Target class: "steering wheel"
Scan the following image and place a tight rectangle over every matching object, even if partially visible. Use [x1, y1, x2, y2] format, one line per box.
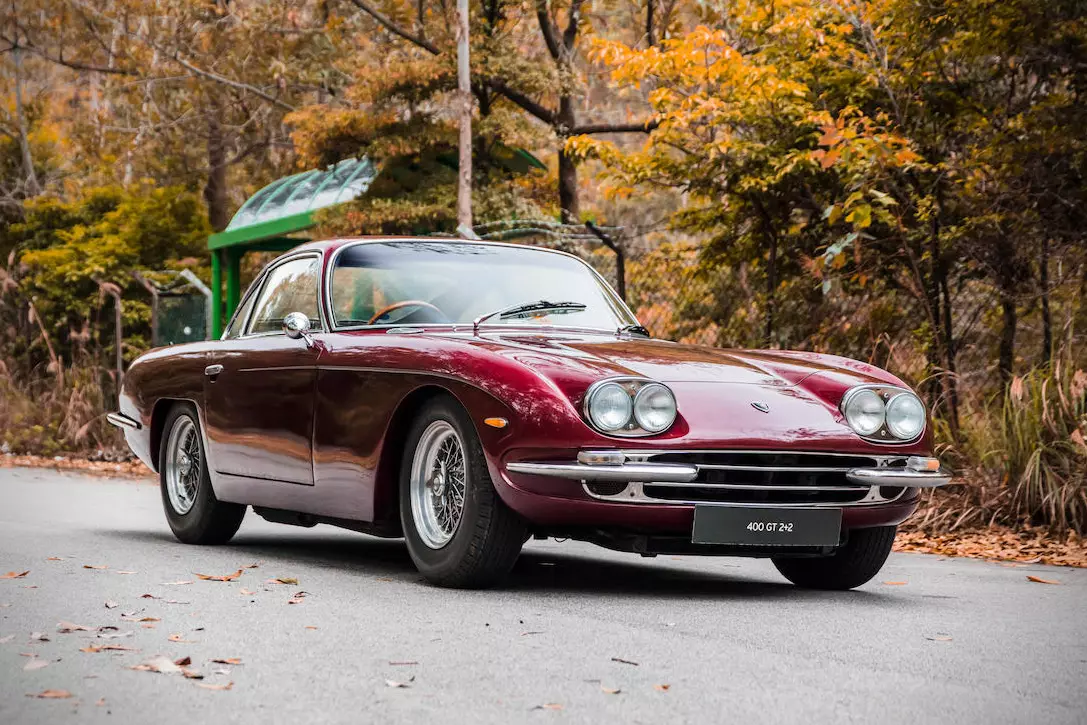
[367, 300, 445, 325]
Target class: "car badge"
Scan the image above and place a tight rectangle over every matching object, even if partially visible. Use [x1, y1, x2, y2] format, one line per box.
[751, 401, 770, 413]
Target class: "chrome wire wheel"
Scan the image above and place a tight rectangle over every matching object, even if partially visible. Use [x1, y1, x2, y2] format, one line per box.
[165, 416, 201, 515]
[409, 421, 467, 549]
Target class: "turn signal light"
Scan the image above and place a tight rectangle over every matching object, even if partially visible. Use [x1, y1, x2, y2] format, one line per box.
[483, 417, 509, 429]
[906, 456, 940, 472]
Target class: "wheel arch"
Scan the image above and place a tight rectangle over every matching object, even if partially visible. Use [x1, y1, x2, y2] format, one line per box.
[148, 398, 204, 474]
[371, 385, 457, 527]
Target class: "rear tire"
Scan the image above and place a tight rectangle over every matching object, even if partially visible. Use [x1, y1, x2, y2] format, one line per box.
[772, 525, 896, 590]
[159, 403, 245, 545]
[399, 396, 526, 588]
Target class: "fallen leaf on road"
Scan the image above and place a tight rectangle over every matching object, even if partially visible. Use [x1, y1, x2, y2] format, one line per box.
[122, 616, 160, 622]
[98, 625, 119, 631]
[196, 681, 233, 691]
[212, 658, 242, 665]
[175, 656, 192, 666]
[21, 585, 38, 589]
[57, 621, 92, 633]
[29, 632, 50, 641]
[654, 684, 671, 692]
[287, 591, 307, 604]
[27, 690, 72, 699]
[239, 589, 255, 596]
[181, 668, 204, 679]
[375, 577, 393, 582]
[115, 571, 137, 575]
[83, 565, 107, 570]
[0, 634, 14, 643]
[196, 570, 243, 582]
[141, 624, 156, 629]
[140, 594, 160, 600]
[161, 581, 193, 586]
[1026, 575, 1061, 585]
[521, 631, 544, 636]
[47, 557, 63, 561]
[168, 634, 193, 643]
[243, 563, 260, 569]
[80, 645, 138, 653]
[270, 577, 298, 585]
[611, 657, 639, 666]
[96, 698, 106, 706]
[385, 676, 415, 688]
[304, 626, 317, 630]
[1, 571, 30, 579]
[104, 600, 119, 609]
[925, 635, 954, 642]
[388, 660, 417, 666]
[97, 631, 134, 640]
[530, 703, 563, 711]
[600, 686, 621, 695]
[883, 581, 907, 586]
[24, 659, 50, 671]
[130, 655, 182, 674]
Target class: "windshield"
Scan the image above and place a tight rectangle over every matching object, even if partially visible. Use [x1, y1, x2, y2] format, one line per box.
[329, 241, 637, 330]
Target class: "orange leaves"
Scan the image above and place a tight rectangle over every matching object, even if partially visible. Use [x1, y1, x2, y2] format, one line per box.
[1, 571, 30, 579]
[195, 569, 243, 582]
[1026, 575, 1061, 585]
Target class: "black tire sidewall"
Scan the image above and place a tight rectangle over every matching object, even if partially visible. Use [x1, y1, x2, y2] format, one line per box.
[158, 403, 231, 544]
[398, 398, 496, 579]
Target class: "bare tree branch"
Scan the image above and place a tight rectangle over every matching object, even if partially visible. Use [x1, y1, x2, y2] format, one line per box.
[534, 0, 562, 61]
[0, 33, 136, 75]
[482, 78, 556, 125]
[349, 0, 440, 55]
[571, 119, 659, 135]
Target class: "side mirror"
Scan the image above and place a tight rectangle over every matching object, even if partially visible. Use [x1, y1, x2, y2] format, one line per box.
[283, 312, 313, 343]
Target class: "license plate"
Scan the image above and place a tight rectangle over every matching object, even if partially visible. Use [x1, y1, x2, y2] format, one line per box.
[692, 506, 842, 547]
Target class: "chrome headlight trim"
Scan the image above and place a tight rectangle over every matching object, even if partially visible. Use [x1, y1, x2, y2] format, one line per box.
[582, 377, 678, 437]
[840, 384, 926, 443]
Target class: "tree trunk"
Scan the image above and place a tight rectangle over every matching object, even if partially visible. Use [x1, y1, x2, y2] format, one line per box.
[765, 228, 777, 348]
[13, 47, 41, 197]
[455, 0, 473, 231]
[203, 109, 230, 232]
[557, 95, 579, 223]
[1040, 236, 1052, 366]
[998, 292, 1017, 385]
[646, 0, 656, 46]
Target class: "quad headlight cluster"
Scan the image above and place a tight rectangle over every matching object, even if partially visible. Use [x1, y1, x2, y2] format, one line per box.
[841, 386, 927, 442]
[583, 379, 677, 436]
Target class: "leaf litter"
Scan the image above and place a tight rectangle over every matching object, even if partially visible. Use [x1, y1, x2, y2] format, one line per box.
[27, 690, 72, 699]
[195, 569, 244, 582]
[1, 571, 30, 579]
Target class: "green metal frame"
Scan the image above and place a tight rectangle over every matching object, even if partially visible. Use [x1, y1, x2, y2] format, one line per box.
[207, 211, 317, 337]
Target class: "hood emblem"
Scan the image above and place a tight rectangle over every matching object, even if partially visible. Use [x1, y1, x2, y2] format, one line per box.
[751, 401, 770, 413]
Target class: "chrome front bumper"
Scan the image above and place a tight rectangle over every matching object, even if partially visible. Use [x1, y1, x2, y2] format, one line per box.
[506, 451, 952, 489]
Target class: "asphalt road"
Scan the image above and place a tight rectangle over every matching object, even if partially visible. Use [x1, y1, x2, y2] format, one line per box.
[1, 467, 1085, 725]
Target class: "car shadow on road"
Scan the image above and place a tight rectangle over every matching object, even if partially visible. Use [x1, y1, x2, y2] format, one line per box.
[100, 528, 895, 603]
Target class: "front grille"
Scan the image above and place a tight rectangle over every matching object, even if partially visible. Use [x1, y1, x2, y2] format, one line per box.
[586, 451, 908, 506]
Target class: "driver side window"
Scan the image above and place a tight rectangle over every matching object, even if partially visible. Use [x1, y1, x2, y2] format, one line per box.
[247, 257, 321, 335]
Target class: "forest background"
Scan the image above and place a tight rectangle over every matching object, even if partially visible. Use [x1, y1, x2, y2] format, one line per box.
[2, 0, 1085, 543]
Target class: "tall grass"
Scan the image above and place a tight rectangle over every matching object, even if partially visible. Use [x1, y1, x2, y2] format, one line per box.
[917, 353, 1087, 535]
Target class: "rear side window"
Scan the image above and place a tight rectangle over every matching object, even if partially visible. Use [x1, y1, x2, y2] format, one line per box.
[246, 257, 321, 335]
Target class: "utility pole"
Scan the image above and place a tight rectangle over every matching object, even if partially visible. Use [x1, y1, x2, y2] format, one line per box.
[455, 0, 472, 234]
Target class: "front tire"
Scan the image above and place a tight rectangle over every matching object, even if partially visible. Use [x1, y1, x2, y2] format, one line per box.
[399, 396, 526, 588]
[159, 403, 245, 545]
[772, 525, 896, 590]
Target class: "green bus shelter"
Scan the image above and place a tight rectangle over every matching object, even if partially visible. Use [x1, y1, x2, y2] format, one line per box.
[206, 157, 377, 337]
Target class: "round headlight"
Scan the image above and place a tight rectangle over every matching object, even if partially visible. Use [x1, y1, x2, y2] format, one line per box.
[843, 388, 885, 436]
[633, 383, 677, 433]
[587, 382, 633, 432]
[885, 392, 925, 440]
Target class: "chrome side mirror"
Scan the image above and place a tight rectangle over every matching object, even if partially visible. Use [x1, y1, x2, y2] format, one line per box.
[283, 312, 314, 347]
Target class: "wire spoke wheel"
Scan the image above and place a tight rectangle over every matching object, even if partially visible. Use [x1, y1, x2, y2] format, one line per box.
[409, 421, 467, 549]
[165, 416, 201, 515]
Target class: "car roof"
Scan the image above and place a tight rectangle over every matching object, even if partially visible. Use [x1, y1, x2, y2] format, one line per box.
[292, 236, 583, 261]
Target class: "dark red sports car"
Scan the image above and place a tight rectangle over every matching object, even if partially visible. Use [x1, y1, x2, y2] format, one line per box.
[110, 238, 950, 589]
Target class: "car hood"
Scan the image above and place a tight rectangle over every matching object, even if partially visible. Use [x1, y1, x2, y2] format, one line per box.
[472, 332, 902, 389]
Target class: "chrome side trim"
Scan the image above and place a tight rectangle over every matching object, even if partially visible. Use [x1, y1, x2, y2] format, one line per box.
[845, 467, 952, 488]
[506, 461, 698, 483]
[106, 412, 141, 430]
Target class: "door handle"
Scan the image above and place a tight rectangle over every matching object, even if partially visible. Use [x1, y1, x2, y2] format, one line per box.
[204, 364, 224, 377]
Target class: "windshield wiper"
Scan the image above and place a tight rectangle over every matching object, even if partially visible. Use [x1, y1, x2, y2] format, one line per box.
[472, 300, 587, 334]
[617, 323, 650, 338]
